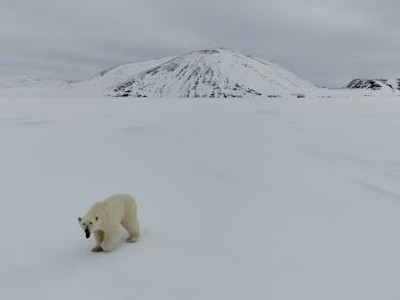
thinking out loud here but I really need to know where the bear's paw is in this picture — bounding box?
[91,246,104,252]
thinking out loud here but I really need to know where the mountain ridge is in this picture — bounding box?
[347,78,400,91]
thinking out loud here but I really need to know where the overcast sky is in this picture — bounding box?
[1,0,399,87]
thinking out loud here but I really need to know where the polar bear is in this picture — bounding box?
[78,194,140,252]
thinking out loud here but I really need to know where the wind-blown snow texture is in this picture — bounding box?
[1,94,400,300]
[109,49,315,98]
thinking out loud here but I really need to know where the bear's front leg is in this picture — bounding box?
[91,230,105,252]
[101,226,123,252]
[101,237,118,252]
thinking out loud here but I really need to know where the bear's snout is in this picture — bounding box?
[85,228,91,239]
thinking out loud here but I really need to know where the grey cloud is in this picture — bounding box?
[0,0,399,87]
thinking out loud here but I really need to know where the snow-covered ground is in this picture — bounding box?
[1,95,400,300]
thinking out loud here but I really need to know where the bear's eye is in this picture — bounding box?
[90,222,93,225]
[82,223,86,226]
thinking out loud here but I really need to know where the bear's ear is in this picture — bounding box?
[95,216,99,221]
[78,217,82,222]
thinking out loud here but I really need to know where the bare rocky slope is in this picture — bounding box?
[347,78,400,91]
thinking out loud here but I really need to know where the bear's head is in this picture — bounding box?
[77,215,101,239]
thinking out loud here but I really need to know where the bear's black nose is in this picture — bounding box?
[85,228,90,239]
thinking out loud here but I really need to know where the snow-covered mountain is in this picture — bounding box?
[347,78,400,91]
[87,48,315,98]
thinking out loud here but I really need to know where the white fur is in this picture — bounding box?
[78,194,140,252]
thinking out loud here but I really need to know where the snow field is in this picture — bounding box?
[0,96,400,299]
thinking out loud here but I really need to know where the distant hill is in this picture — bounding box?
[84,48,315,98]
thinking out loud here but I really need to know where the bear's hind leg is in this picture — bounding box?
[122,218,140,243]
